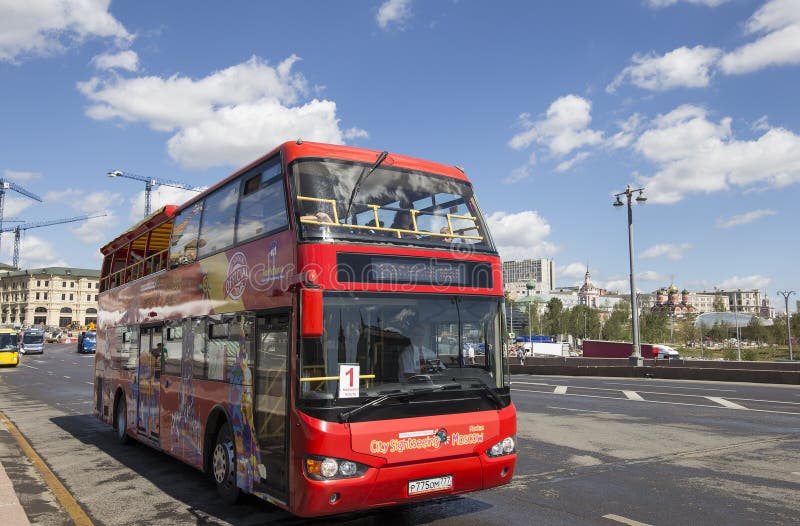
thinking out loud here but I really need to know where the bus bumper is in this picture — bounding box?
[0,351,19,366]
[292,453,515,517]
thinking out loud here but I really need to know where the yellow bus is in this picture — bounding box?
[0,327,20,367]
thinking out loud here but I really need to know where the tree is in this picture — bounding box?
[603,301,631,341]
[543,298,563,337]
[743,317,766,344]
[640,311,668,343]
[709,320,729,342]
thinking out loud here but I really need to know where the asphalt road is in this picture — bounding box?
[0,344,798,525]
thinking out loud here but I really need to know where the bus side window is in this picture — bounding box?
[190,318,207,379]
[198,181,239,258]
[236,166,288,243]
[164,323,183,376]
[169,202,203,267]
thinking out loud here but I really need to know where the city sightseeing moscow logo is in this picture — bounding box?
[224,252,249,300]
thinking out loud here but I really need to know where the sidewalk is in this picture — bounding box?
[0,461,31,526]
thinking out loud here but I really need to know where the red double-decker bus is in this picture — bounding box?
[94,141,516,517]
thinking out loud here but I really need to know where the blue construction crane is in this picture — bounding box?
[106,170,202,217]
[0,179,42,257]
[0,213,106,269]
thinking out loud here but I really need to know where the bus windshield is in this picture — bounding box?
[0,334,17,351]
[23,332,44,344]
[291,159,494,251]
[299,293,506,404]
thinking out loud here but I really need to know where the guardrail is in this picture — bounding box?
[510,357,800,385]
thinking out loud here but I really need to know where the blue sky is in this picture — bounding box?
[0,0,798,309]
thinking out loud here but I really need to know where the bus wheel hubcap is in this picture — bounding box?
[213,441,234,484]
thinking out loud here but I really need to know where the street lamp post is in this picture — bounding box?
[613,185,647,366]
[728,292,741,361]
[777,290,795,361]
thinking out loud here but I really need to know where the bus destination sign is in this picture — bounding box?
[337,253,492,288]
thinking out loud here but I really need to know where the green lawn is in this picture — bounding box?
[677,345,797,362]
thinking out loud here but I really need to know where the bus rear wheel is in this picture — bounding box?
[212,423,240,505]
[115,396,132,445]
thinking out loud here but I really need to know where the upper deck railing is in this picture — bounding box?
[297,195,484,242]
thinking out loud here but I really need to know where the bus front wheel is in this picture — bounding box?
[115,397,132,445]
[213,423,240,505]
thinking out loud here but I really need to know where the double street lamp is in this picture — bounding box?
[776,290,795,361]
[613,185,647,366]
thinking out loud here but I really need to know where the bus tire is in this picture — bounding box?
[212,423,240,505]
[115,396,132,445]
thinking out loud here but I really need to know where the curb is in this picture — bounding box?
[0,462,31,526]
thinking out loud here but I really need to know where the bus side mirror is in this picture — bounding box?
[301,288,323,338]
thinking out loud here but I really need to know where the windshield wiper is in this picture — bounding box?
[337,386,441,423]
[343,150,388,221]
[478,384,504,409]
[448,377,504,409]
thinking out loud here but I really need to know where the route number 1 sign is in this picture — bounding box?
[338,364,360,398]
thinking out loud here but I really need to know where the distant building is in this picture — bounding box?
[502,258,555,294]
[578,266,600,308]
[0,267,100,328]
[650,284,697,316]
[695,289,763,315]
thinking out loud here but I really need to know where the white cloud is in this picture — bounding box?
[79,55,364,169]
[0,232,67,268]
[3,170,41,183]
[752,115,771,131]
[716,209,777,228]
[640,242,692,260]
[597,278,631,294]
[485,210,558,262]
[508,95,603,157]
[2,196,39,220]
[376,0,412,30]
[91,49,139,71]
[0,0,132,63]
[43,189,123,244]
[557,263,589,280]
[504,153,537,184]
[607,46,722,93]
[556,152,590,172]
[634,105,800,203]
[638,270,667,282]
[128,185,204,223]
[645,0,731,8]
[717,274,771,290]
[607,113,643,149]
[720,0,800,74]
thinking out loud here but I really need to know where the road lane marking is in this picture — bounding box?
[623,390,644,401]
[706,397,747,409]
[547,406,613,414]
[21,364,38,370]
[85,382,93,386]
[602,381,735,392]
[553,385,568,394]
[511,388,800,415]
[0,411,94,526]
[63,376,70,380]
[603,514,652,526]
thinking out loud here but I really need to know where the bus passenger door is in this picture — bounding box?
[253,313,289,502]
[137,325,162,441]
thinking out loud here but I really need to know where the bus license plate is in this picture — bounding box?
[408,475,453,496]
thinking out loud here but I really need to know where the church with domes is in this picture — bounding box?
[650,283,696,316]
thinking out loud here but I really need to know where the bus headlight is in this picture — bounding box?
[305,455,368,480]
[487,435,516,457]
